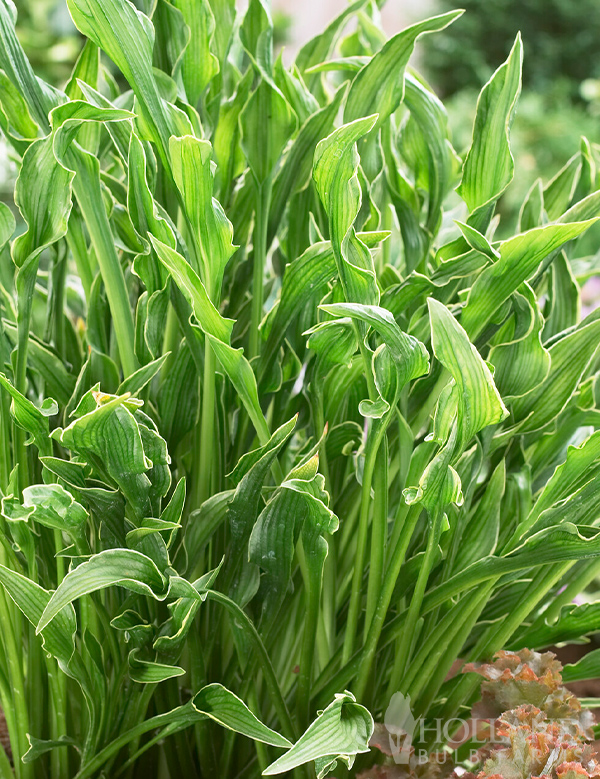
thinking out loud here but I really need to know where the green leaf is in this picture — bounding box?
[23,484,88,540]
[461,220,596,339]
[0,0,58,129]
[49,99,139,376]
[259,232,388,380]
[263,692,372,776]
[519,178,544,232]
[248,466,336,628]
[192,684,291,748]
[306,318,358,369]
[423,524,600,614]
[227,416,296,554]
[2,324,77,406]
[153,564,221,655]
[524,430,600,537]
[513,602,600,650]
[455,220,499,261]
[313,116,379,309]
[344,11,462,128]
[22,735,78,764]
[562,647,600,684]
[0,373,56,455]
[37,549,171,633]
[240,80,296,186]
[66,0,175,165]
[488,283,550,399]
[268,82,346,242]
[169,135,236,295]
[512,316,600,432]
[0,200,15,249]
[543,152,581,220]
[0,69,38,153]
[453,459,504,569]
[404,425,463,515]
[542,253,580,340]
[151,236,270,443]
[0,564,78,672]
[117,354,170,396]
[428,298,507,452]
[457,34,522,219]
[172,0,218,104]
[12,134,73,269]
[51,393,153,520]
[128,649,185,684]
[296,0,368,92]
[404,74,460,235]
[320,303,429,388]
[239,0,275,80]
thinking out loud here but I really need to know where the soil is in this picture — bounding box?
[0,706,9,759]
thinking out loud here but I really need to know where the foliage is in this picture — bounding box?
[423,0,600,99]
[0,0,600,778]
[445,88,600,233]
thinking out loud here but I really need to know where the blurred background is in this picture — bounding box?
[10,0,600,308]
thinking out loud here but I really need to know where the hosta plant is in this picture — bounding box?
[1,0,600,777]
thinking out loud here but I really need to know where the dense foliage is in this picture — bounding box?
[424,0,600,98]
[1,0,600,777]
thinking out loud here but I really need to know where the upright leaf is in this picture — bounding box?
[457,35,522,224]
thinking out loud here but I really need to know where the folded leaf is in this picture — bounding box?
[428,298,507,452]
[37,549,170,632]
[462,220,596,339]
[344,11,462,128]
[193,684,291,748]
[263,691,372,776]
[457,34,522,220]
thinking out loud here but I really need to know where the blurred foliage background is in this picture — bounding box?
[420,0,600,229]
[423,0,600,99]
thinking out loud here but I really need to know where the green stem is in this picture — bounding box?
[46,657,69,779]
[410,586,493,716]
[114,722,181,778]
[189,627,216,778]
[297,568,320,732]
[74,709,194,779]
[438,564,569,728]
[343,418,388,664]
[0,744,12,779]
[0,372,12,493]
[0,666,17,779]
[205,590,296,743]
[353,503,422,702]
[0,589,31,779]
[364,437,388,639]
[68,152,138,377]
[390,510,441,691]
[526,558,598,630]
[14,259,37,492]
[65,214,94,301]
[249,181,272,360]
[194,339,216,511]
